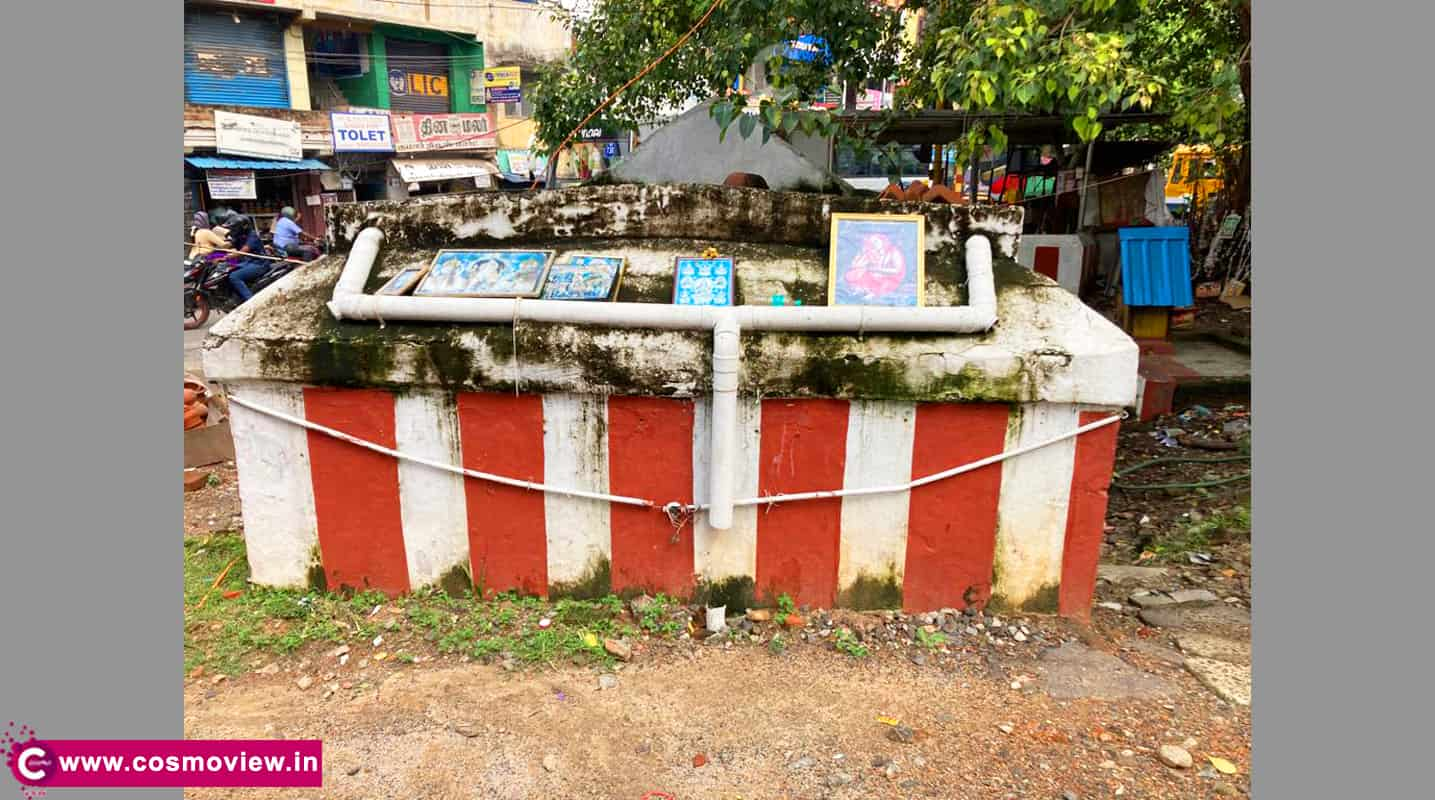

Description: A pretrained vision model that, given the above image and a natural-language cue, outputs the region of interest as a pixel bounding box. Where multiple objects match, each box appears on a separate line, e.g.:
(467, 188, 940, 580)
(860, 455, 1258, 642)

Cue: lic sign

(330, 111, 395, 153)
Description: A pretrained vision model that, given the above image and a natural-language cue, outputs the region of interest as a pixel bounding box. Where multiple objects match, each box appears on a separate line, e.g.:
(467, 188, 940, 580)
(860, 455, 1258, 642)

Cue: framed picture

(414, 249, 555, 298)
(375, 266, 428, 296)
(828, 213, 926, 307)
(542, 255, 627, 301)
(673, 256, 735, 306)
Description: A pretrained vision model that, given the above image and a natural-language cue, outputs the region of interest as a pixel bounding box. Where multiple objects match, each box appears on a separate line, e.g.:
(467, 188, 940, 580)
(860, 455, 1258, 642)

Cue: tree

(531, 0, 1249, 195)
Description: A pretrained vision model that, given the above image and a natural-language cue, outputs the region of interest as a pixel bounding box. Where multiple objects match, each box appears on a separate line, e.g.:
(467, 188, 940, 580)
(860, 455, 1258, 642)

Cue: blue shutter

(1119, 226, 1194, 308)
(185, 8, 291, 109)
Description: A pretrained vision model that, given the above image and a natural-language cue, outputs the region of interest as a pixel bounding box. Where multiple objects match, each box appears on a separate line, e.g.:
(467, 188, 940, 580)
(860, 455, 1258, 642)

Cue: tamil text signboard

(483, 66, 522, 104)
(213, 110, 302, 160)
(391, 112, 497, 152)
(206, 170, 257, 200)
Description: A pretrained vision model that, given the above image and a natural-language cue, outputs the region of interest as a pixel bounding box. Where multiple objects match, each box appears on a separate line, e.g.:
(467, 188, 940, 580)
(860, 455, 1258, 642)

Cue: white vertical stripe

(394, 390, 470, 589)
(837, 400, 916, 600)
(226, 381, 318, 588)
(993, 402, 1079, 608)
(542, 393, 611, 585)
(692, 396, 762, 583)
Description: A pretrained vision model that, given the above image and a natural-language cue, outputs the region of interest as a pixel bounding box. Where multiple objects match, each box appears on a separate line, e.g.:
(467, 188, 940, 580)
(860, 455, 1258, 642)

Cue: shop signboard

(330, 111, 394, 152)
(391, 112, 498, 152)
(391, 159, 496, 183)
(213, 110, 302, 160)
(483, 66, 522, 104)
(206, 169, 257, 200)
(505, 150, 532, 175)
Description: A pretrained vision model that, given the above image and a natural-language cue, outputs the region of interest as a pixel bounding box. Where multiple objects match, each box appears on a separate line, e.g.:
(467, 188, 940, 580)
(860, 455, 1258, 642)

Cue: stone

(1185, 657, 1252, 706)
(1063, 792, 1080, 800)
(872, 756, 891, 768)
(295, 676, 314, 690)
(1175, 634, 1251, 666)
(1097, 602, 1125, 612)
(692, 753, 708, 768)
(542, 754, 558, 772)
(1158, 745, 1193, 769)
(722, 172, 769, 190)
(887, 725, 915, 744)
(331, 645, 350, 658)
(603, 638, 632, 662)
(826, 771, 855, 787)
(788, 756, 817, 771)
(1129, 591, 1176, 609)
(453, 723, 481, 738)
(884, 761, 901, 779)
(965, 626, 980, 636)
(256, 663, 280, 676)
(1013, 631, 1028, 642)
(597, 674, 619, 691)
(346, 764, 362, 776)
(1213, 784, 1240, 796)
(909, 652, 928, 667)
(184, 471, 211, 492)
(745, 607, 772, 622)
(1167, 589, 1219, 606)
(782, 614, 805, 629)
(997, 723, 1014, 734)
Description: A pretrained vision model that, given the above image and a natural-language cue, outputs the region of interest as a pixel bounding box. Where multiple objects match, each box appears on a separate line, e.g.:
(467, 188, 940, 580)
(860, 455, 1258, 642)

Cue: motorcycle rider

(222, 215, 271, 303)
(187, 213, 231, 260)
(272, 207, 320, 261)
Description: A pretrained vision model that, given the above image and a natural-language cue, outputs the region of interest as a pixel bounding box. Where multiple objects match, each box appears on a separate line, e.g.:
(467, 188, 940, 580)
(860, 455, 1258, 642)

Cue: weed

(833, 628, 869, 659)
(205, 473, 221, 488)
(637, 594, 682, 636)
(768, 634, 787, 655)
(1151, 506, 1251, 561)
(915, 628, 947, 650)
(776, 593, 796, 618)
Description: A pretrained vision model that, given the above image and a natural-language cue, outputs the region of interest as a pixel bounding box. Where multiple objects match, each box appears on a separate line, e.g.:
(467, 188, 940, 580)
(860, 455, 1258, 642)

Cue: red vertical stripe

(456, 393, 548, 598)
(902, 403, 1009, 612)
(303, 387, 410, 595)
(1058, 411, 1122, 619)
(755, 399, 849, 608)
(1034, 246, 1061, 281)
(607, 397, 695, 597)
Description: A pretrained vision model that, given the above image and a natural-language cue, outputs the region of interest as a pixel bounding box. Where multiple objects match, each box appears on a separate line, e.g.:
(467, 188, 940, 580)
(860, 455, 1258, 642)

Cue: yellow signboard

(483, 66, 521, 88)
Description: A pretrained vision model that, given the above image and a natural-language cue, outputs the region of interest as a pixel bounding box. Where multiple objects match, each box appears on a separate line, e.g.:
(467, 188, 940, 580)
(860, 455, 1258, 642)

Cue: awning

(186, 156, 334, 170)
(391, 158, 499, 183)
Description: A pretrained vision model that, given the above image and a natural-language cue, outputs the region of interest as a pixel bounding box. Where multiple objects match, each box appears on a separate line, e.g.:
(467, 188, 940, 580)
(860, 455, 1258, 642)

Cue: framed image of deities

(827, 213, 926, 307)
(542, 255, 627, 301)
(375, 266, 429, 296)
(414, 249, 555, 298)
(672, 256, 734, 306)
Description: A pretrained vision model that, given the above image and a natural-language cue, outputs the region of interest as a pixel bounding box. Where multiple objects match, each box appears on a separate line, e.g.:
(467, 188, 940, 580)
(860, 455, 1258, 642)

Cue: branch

(534, 0, 729, 188)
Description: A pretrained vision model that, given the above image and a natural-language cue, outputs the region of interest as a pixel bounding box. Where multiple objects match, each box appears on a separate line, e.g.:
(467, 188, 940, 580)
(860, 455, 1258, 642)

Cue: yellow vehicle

(1165, 145, 1227, 212)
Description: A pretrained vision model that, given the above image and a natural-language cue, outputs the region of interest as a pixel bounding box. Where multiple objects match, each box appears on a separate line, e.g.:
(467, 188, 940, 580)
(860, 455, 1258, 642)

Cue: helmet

(280, 206, 297, 220)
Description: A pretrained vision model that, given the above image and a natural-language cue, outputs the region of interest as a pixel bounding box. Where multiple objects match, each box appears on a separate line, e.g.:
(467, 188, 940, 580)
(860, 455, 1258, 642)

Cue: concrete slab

(1035, 642, 1174, 700)
(1176, 633, 1251, 666)
(1097, 564, 1170, 583)
(1168, 338, 1250, 383)
(1184, 656, 1251, 706)
(1139, 603, 1251, 631)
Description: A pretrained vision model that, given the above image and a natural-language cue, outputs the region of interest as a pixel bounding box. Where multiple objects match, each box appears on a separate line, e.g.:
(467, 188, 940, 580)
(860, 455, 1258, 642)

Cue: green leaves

(738, 111, 757, 140)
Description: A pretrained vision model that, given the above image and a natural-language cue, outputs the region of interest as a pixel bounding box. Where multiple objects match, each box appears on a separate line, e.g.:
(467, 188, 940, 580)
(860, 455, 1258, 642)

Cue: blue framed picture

(414, 249, 555, 298)
(828, 213, 926, 307)
(673, 257, 734, 306)
(542, 255, 626, 301)
(376, 266, 428, 296)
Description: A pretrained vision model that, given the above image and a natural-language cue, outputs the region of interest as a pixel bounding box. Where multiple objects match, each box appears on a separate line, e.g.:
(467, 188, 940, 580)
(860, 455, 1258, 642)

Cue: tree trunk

(1230, 1, 1252, 213)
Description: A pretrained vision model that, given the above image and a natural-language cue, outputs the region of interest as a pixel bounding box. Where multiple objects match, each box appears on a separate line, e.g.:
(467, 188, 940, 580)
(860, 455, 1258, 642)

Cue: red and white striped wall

(1015, 234, 1091, 295)
(228, 384, 1121, 618)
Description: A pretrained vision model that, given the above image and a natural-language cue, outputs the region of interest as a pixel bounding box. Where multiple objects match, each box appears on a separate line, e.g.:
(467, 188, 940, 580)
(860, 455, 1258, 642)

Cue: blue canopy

(186, 156, 333, 171)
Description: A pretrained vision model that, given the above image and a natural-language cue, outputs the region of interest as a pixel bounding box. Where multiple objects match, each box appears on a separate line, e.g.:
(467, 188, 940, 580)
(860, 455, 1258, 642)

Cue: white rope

(226, 393, 655, 509)
(227, 393, 1125, 515)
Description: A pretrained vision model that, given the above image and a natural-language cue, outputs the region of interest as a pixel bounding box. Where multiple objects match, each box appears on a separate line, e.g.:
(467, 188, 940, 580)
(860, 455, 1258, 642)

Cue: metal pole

(1077, 139, 1096, 231)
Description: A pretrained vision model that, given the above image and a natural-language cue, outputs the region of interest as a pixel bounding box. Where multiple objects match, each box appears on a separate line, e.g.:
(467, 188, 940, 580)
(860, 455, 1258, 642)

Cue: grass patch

(1148, 505, 1252, 561)
(185, 534, 649, 676)
(914, 628, 947, 650)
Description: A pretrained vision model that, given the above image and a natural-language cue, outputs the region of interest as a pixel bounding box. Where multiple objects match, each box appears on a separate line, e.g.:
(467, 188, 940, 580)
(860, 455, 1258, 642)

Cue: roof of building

(185, 156, 334, 171)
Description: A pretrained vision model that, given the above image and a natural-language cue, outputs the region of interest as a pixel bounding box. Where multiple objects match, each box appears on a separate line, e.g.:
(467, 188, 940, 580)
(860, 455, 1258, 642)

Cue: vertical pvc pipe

(708, 313, 741, 530)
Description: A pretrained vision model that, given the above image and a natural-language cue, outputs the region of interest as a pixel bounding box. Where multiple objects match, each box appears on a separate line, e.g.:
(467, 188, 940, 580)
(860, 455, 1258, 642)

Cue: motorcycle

(183, 238, 311, 330)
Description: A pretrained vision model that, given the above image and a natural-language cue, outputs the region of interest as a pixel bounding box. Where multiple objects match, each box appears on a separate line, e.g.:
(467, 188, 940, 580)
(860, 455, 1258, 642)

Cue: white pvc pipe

(326, 225, 1000, 529)
(708, 312, 741, 530)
